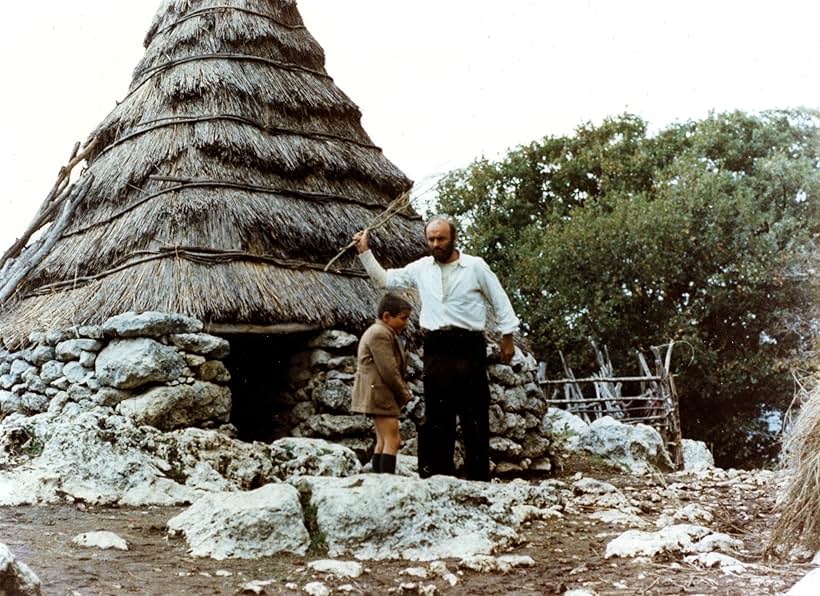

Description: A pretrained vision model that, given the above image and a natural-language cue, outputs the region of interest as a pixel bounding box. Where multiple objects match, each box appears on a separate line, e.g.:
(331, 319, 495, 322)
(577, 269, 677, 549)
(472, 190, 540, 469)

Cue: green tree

(434, 110, 819, 467)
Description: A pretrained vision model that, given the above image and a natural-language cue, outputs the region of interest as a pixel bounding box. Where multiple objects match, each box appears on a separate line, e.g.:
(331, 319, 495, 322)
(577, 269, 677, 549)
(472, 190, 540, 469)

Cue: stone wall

(283, 330, 553, 475)
(0, 312, 232, 432)
(0, 314, 553, 476)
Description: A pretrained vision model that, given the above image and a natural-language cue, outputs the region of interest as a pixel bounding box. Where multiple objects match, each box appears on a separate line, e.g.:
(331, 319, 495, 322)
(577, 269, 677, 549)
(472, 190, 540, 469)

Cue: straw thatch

(0, 0, 426, 346)
(768, 379, 820, 554)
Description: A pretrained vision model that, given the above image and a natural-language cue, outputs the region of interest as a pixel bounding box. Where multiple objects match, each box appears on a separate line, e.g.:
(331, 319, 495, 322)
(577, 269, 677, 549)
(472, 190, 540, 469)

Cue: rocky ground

(1, 456, 814, 596)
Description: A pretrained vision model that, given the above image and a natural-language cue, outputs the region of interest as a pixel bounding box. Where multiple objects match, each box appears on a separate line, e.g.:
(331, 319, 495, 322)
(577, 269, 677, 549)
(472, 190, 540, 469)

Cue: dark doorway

(221, 334, 297, 443)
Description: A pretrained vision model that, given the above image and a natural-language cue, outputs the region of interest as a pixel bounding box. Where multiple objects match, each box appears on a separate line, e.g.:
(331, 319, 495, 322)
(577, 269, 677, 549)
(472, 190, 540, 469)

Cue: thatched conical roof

(0, 0, 425, 345)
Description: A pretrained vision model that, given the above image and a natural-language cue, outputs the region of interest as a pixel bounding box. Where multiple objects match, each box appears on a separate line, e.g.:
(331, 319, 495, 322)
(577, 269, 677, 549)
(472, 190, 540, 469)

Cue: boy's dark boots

(380, 454, 397, 474)
(370, 453, 382, 473)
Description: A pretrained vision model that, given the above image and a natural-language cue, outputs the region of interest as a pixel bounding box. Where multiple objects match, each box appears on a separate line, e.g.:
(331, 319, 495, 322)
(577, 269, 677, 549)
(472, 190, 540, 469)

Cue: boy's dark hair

(377, 292, 413, 318)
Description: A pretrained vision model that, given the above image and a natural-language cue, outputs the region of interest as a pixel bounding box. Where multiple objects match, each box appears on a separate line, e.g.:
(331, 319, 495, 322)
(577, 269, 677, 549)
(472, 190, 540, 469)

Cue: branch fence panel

(539, 341, 684, 469)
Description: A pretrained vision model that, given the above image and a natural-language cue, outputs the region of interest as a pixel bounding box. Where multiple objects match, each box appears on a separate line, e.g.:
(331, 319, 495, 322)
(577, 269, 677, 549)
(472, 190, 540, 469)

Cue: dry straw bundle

(768, 378, 820, 555)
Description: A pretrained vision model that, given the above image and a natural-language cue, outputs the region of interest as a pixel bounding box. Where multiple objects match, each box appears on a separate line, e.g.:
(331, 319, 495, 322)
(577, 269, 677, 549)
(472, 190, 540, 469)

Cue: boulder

(308, 330, 358, 350)
(579, 416, 674, 474)
(682, 439, 715, 471)
(96, 338, 187, 389)
(311, 378, 352, 413)
(545, 408, 589, 451)
(102, 311, 203, 338)
(163, 427, 280, 490)
(62, 362, 92, 385)
(197, 361, 231, 383)
(169, 333, 231, 359)
(38, 361, 63, 384)
(0, 542, 42, 595)
(0, 391, 23, 415)
(25, 346, 55, 367)
(21, 393, 48, 414)
(55, 339, 103, 361)
(116, 381, 231, 431)
(292, 475, 563, 561)
(605, 524, 742, 559)
(72, 531, 128, 551)
(167, 483, 310, 559)
(270, 437, 361, 480)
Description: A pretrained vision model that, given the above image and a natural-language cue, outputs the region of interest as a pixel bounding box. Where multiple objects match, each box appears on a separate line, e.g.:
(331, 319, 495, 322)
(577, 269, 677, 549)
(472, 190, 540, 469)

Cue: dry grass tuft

(768, 377, 820, 555)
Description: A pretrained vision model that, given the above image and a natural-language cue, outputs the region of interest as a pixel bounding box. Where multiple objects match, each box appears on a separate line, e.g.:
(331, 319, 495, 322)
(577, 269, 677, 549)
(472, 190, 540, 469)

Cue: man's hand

(499, 334, 515, 364)
(352, 229, 369, 253)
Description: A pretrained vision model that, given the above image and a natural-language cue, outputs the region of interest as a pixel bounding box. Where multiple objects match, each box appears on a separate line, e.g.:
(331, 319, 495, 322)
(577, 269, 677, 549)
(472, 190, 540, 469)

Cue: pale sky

(0, 1, 817, 250)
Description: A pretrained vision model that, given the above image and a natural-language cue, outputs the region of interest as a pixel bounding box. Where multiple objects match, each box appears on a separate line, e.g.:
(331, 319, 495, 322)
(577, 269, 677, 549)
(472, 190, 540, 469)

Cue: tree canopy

(433, 109, 819, 467)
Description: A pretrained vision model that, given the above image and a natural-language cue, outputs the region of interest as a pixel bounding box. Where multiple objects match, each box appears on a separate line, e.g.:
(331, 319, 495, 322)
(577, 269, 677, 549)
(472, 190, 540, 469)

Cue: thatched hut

(0, 0, 428, 440)
(0, 0, 550, 471)
(0, 0, 424, 339)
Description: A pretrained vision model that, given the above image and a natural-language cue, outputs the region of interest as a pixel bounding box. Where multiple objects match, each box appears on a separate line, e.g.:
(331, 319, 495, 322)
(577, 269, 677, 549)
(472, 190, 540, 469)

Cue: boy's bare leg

(373, 416, 400, 473)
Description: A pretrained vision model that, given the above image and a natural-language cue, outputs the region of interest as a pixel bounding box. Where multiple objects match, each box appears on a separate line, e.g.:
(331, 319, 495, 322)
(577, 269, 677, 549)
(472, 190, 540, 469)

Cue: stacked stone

(284, 329, 552, 475)
(0, 312, 232, 432)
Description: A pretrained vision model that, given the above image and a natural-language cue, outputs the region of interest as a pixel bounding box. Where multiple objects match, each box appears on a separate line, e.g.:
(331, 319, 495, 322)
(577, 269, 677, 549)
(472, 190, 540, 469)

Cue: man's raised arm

(353, 230, 387, 287)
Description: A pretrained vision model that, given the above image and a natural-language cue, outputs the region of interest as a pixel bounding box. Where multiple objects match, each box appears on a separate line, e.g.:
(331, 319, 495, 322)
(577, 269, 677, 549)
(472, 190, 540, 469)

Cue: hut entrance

(221, 334, 297, 443)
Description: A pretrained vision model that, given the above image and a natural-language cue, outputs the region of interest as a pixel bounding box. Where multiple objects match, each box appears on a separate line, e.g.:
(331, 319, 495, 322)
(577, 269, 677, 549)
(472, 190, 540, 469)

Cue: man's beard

(431, 241, 455, 263)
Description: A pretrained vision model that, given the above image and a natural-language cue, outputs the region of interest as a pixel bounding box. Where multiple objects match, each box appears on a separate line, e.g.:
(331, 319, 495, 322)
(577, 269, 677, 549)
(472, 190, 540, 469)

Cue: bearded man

(352, 215, 519, 481)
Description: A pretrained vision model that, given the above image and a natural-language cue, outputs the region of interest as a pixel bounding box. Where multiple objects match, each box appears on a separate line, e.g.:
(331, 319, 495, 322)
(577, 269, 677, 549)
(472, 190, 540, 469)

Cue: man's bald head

(424, 215, 458, 263)
(424, 215, 457, 242)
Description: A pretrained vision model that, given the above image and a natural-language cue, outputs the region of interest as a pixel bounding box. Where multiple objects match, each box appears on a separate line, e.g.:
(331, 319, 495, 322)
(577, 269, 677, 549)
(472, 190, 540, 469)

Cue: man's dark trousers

(418, 328, 490, 481)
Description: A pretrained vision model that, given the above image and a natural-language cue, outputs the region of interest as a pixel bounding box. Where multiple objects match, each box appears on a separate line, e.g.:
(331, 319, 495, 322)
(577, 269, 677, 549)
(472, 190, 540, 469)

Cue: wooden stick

(323, 190, 412, 272)
(0, 137, 98, 270)
(0, 176, 93, 304)
(541, 375, 661, 384)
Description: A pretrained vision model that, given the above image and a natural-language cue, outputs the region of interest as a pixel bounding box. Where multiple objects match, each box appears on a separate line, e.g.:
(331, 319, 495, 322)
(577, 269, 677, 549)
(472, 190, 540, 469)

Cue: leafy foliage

(434, 110, 820, 467)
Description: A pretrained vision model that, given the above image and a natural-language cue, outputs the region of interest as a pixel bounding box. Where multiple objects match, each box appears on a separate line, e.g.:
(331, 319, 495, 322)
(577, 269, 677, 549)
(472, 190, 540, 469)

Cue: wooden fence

(538, 341, 684, 469)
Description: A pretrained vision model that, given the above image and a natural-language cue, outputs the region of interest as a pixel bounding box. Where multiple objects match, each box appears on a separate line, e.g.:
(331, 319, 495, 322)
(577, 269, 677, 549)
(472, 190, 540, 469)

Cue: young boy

(351, 293, 413, 474)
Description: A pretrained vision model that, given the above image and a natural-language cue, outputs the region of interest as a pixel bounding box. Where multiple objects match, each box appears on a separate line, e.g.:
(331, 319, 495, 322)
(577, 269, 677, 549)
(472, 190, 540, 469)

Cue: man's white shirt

(358, 250, 520, 335)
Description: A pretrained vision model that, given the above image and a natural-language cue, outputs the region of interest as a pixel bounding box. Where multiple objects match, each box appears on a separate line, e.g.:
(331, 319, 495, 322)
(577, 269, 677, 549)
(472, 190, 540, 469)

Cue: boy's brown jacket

(351, 319, 410, 416)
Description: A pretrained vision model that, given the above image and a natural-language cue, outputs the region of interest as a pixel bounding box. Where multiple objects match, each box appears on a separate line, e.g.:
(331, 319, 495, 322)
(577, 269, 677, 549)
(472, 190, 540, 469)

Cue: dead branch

(0, 175, 93, 304)
(0, 137, 98, 271)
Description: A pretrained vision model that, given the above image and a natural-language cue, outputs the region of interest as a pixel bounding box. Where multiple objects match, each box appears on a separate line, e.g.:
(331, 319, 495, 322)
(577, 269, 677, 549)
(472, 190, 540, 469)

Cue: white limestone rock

(458, 554, 535, 573)
(55, 339, 103, 361)
(579, 416, 674, 474)
(292, 474, 562, 561)
(682, 438, 715, 471)
(545, 407, 589, 451)
(102, 311, 203, 338)
(307, 559, 363, 578)
(297, 414, 372, 437)
(0, 542, 42, 595)
(303, 581, 331, 596)
(96, 338, 187, 389)
(0, 390, 23, 415)
(311, 378, 353, 413)
(169, 333, 230, 358)
(684, 552, 747, 574)
(38, 360, 63, 384)
(308, 330, 358, 350)
(72, 531, 128, 551)
(656, 503, 714, 528)
(270, 437, 361, 480)
(787, 567, 820, 595)
(116, 381, 231, 431)
(167, 483, 310, 559)
(161, 427, 280, 489)
(605, 524, 734, 559)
